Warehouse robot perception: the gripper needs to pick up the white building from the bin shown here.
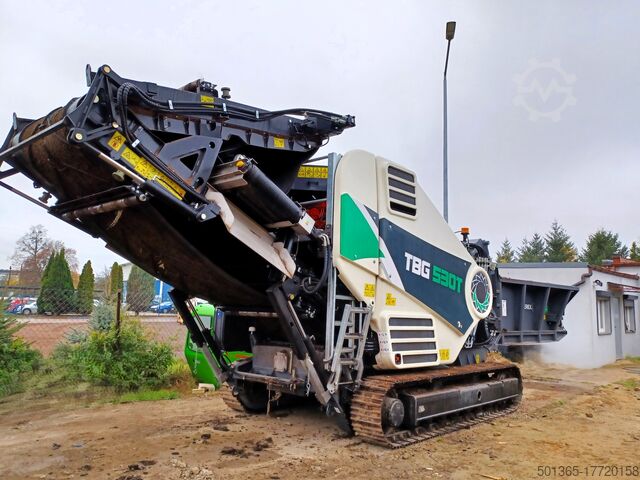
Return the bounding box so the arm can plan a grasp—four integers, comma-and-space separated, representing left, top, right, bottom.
499, 260, 640, 368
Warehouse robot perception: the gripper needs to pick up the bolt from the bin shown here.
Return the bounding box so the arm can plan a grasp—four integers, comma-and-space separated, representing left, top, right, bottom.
93, 95, 99, 103
103, 65, 111, 73
112, 170, 125, 182
74, 132, 84, 141
288, 294, 295, 301
112, 122, 119, 129
199, 213, 207, 221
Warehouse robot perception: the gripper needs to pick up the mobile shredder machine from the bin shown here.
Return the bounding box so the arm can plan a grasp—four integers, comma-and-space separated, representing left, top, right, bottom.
0, 65, 577, 447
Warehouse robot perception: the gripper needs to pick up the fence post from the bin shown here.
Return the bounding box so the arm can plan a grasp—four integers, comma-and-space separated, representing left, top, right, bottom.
115, 289, 122, 351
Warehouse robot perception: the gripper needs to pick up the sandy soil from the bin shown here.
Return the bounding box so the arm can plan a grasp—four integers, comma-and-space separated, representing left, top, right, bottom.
1, 361, 638, 480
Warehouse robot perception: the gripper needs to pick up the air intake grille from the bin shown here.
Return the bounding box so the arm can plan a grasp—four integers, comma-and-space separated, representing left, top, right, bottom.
388, 317, 437, 365
387, 165, 417, 217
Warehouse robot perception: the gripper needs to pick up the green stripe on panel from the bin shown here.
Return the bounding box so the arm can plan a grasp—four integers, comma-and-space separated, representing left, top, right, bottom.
340, 193, 383, 260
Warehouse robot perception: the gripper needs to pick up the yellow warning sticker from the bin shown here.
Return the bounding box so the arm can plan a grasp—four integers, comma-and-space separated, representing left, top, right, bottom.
364, 283, 375, 298
200, 95, 215, 109
439, 349, 450, 361
107, 133, 186, 199
297, 166, 328, 179
121, 147, 186, 199
273, 137, 285, 148
107, 131, 126, 152
385, 293, 397, 306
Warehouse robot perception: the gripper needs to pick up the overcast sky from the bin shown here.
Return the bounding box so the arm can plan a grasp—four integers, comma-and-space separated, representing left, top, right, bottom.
0, 0, 638, 273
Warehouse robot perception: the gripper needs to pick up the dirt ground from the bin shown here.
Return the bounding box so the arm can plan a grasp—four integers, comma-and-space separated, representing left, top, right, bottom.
1, 361, 639, 480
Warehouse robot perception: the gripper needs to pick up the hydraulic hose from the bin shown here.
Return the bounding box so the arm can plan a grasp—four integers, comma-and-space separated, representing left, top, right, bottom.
302, 233, 330, 294
115, 82, 350, 125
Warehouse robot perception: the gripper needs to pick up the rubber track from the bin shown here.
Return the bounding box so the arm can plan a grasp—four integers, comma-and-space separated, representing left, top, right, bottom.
220, 385, 247, 412
350, 362, 521, 448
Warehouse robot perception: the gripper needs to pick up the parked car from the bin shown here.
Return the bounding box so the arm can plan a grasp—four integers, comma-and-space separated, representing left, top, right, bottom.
20, 300, 38, 315
5, 302, 22, 314
150, 301, 175, 314
5, 297, 34, 314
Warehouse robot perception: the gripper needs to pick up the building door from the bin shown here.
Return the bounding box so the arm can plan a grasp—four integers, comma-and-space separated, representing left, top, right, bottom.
611, 296, 623, 360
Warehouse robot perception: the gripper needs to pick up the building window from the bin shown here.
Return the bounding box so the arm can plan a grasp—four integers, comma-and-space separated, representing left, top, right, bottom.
624, 298, 637, 333
596, 297, 612, 335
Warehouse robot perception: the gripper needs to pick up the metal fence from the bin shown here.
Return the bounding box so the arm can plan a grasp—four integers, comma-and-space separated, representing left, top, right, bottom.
1, 285, 187, 357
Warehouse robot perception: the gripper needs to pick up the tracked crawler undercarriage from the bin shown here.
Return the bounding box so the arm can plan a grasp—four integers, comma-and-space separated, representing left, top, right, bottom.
0, 65, 577, 447
349, 362, 521, 447
222, 361, 522, 447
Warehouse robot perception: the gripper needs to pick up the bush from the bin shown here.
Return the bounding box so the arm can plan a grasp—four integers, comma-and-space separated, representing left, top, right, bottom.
64, 328, 88, 344
89, 301, 115, 332
167, 358, 196, 391
54, 320, 174, 392
0, 315, 42, 396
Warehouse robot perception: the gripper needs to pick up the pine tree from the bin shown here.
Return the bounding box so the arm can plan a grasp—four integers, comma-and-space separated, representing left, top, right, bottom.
630, 242, 640, 261
76, 261, 95, 315
109, 262, 123, 299
37, 254, 56, 314
38, 250, 75, 314
495, 239, 516, 263
579, 229, 629, 265
41, 253, 54, 281
57, 249, 75, 313
126, 265, 156, 314
544, 221, 577, 262
517, 233, 546, 263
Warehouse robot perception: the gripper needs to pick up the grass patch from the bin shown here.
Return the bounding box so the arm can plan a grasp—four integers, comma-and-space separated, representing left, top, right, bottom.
625, 356, 640, 364
114, 389, 179, 404
615, 378, 640, 390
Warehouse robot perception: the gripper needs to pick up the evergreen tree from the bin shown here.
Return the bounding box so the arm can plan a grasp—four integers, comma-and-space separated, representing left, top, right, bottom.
544, 221, 577, 262
495, 239, 516, 263
37, 254, 55, 314
517, 233, 546, 263
57, 249, 75, 313
41, 253, 54, 281
126, 266, 156, 314
579, 229, 629, 265
109, 262, 123, 299
630, 241, 640, 261
38, 250, 75, 314
76, 261, 95, 315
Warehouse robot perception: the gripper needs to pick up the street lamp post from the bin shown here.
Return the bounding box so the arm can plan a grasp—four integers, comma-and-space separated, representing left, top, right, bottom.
443, 21, 456, 223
